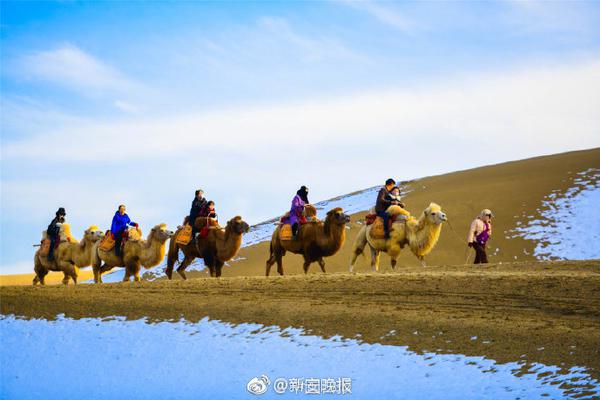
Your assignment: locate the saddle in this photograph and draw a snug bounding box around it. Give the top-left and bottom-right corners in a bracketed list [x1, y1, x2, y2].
[99, 227, 141, 252]
[39, 239, 61, 256]
[365, 214, 404, 239]
[175, 224, 193, 245]
[99, 231, 115, 251]
[279, 224, 294, 241]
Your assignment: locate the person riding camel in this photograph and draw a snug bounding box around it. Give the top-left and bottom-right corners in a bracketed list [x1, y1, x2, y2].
[200, 200, 217, 220]
[467, 209, 494, 264]
[189, 189, 208, 237]
[46, 207, 66, 261]
[110, 204, 138, 257]
[290, 186, 309, 239]
[376, 179, 396, 239]
[387, 186, 405, 209]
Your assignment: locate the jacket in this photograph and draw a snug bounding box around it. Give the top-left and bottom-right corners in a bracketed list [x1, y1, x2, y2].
[467, 218, 492, 244]
[111, 212, 136, 235]
[189, 197, 208, 224]
[375, 187, 392, 214]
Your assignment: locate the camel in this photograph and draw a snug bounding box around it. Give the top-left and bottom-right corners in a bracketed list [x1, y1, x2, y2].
[349, 203, 447, 272]
[266, 207, 350, 276]
[166, 216, 250, 279]
[33, 225, 104, 285]
[93, 224, 174, 283]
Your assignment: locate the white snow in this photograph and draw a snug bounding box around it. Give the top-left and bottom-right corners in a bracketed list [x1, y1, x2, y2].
[510, 168, 600, 260]
[0, 315, 597, 399]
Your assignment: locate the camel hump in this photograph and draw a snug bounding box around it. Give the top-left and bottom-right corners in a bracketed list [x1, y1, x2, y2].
[305, 204, 317, 218]
[386, 205, 412, 219]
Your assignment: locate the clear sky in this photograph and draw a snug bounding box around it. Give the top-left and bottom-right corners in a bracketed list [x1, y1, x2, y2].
[1, 1, 600, 274]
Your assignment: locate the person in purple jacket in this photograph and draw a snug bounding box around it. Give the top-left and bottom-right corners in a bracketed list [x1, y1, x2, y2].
[111, 204, 138, 256]
[290, 186, 309, 239]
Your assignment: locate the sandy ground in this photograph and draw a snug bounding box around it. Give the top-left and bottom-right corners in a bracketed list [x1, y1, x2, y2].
[2, 259, 599, 379]
[0, 269, 96, 286]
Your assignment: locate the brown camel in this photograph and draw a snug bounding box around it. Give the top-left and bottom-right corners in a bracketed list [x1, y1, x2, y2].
[166, 216, 250, 279]
[33, 225, 104, 285]
[349, 203, 447, 272]
[93, 224, 174, 283]
[266, 207, 350, 276]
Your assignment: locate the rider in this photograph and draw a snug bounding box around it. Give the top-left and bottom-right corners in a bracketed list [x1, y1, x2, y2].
[111, 204, 138, 256]
[386, 186, 405, 208]
[200, 200, 217, 220]
[47, 207, 66, 261]
[189, 189, 208, 236]
[290, 186, 309, 239]
[375, 178, 396, 239]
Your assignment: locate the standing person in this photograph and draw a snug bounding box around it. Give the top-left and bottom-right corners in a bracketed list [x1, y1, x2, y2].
[189, 189, 208, 236]
[375, 179, 396, 239]
[467, 209, 494, 264]
[46, 207, 66, 261]
[111, 204, 138, 257]
[290, 186, 309, 239]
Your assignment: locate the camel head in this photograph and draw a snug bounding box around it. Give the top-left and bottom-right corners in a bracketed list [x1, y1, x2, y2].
[227, 216, 250, 235]
[326, 207, 350, 226]
[423, 203, 447, 225]
[83, 225, 104, 242]
[148, 223, 174, 243]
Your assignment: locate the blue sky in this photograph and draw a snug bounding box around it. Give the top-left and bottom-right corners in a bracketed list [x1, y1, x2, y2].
[1, 1, 600, 274]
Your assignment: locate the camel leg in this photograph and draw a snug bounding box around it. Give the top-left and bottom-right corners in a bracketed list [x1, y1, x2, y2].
[276, 256, 284, 276]
[176, 255, 195, 280]
[303, 258, 312, 274]
[33, 256, 45, 285]
[58, 261, 74, 285]
[391, 258, 397, 270]
[96, 263, 112, 284]
[419, 256, 426, 267]
[349, 227, 368, 272]
[132, 261, 142, 282]
[318, 258, 326, 274]
[215, 260, 224, 278]
[370, 247, 380, 272]
[265, 253, 276, 277]
[204, 253, 216, 278]
[67, 263, 79, 285]
[34, 268, 48, 286]
[123, 267, 132, 282]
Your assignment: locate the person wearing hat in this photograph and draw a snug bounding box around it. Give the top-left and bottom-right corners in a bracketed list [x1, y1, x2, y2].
[46, 207, 66, 261]
[290, 186, 310, 239]
[189, 189, 208, 237]
[467, 209, 494, 264]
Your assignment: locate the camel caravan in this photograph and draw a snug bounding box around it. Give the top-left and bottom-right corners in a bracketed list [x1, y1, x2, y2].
[32, 179, 493, 285]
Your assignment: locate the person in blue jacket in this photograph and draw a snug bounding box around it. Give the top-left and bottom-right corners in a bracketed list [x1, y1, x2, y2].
[111, 204, 138, 256]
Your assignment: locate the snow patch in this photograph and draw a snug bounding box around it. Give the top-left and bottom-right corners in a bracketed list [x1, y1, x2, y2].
[510, 168, 600, 260]
[0, 315, 597, 399]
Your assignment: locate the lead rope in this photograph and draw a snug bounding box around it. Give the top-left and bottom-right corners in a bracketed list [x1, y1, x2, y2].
[446, 220, 473, 265]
